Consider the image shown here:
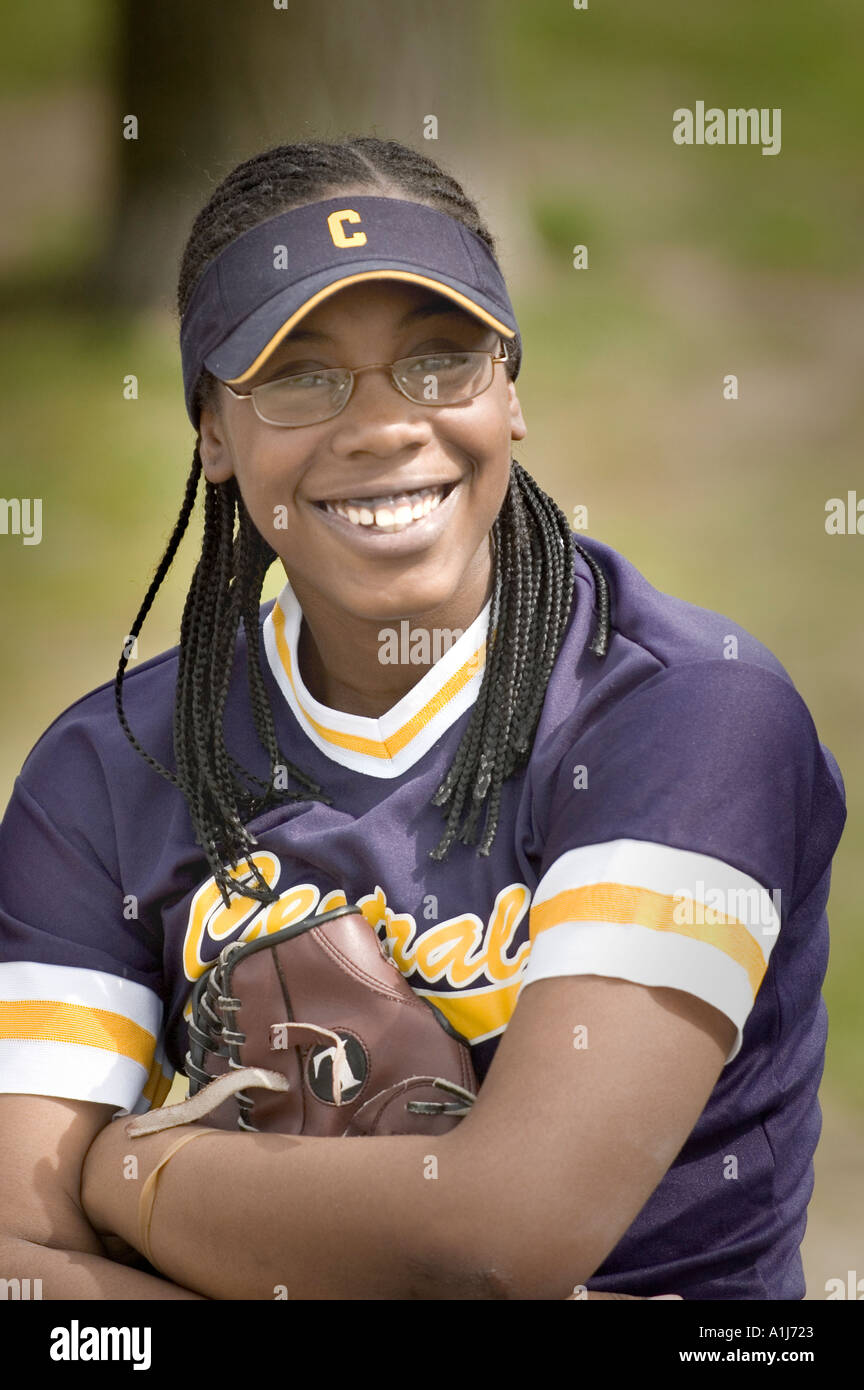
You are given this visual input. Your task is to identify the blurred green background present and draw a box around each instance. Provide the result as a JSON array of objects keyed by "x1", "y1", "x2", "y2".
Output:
[{"x1": 1, "y1": 0, "x2": 861, "y2": 1294}]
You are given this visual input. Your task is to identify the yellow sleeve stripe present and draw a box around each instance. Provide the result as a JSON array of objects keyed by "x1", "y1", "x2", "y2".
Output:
[
  {"x1": 141, "y1": 1057, "x2": 174, "y2": 1109},
  {"x1": 529, "y1": 883, "x2": 767, "y2": 995},
  {"x1": 0, "y1": 1001, "x2": 156, "y2": 1069},
  {"x1": 272, "y1": 598, "x2": 485, "y2": 759}
]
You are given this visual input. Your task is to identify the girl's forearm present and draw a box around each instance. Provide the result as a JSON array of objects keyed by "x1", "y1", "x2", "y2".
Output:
[
  {"x1": 81, "y1": 1120, "x2": 679, "y2": 1301},
  {"x1": 83, "y1": 1119, "x2": 470, "y2": 1300},
  {"x1": 0, "y1": 1233, "x2": 207, "y2": 1300}
]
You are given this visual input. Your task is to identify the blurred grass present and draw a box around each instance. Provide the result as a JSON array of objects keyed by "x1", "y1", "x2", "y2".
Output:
[
  {"x1": 0, "y1": 303, "x2": 295, "y2": 781},
  {"x1": 495, "y1": 0, "x2": 864, "y2": 158},
  {"x1": 0, "y1": 0, "x2": 114, "y2": 93},
  {"x1": 491, "y1": 0, "x2": 864, "y2": 279}
]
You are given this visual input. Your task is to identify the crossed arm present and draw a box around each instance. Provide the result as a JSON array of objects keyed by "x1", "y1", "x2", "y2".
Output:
[{"x1": 80, "y1": 973, "x2": 735, "y2": 1300}]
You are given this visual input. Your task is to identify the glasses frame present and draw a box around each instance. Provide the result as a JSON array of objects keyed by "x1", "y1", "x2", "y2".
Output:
[{"x1": 222, "y1": 342, "x2": 510, "y2": 427}]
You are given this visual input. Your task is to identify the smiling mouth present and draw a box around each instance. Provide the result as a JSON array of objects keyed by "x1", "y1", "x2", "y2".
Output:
[{"x1": 315, "y1": 482, "x2": 456, "y2": 533}]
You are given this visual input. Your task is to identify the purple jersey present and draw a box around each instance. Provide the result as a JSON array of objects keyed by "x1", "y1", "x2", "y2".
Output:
[{"x1": 0, "y1": 536, "x2": 845, "y2": 1299}]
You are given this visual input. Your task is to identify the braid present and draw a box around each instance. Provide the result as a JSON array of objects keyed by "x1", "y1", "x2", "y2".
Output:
[
  {"x1": 430, "y1": 462, "x2": 610, "y2": 859},
  {"x1": 114, "y1": 449, "x2": 201, "y2": 791},
  {"x1": 118, "y1": 458, "x2": 329, "y2": 912},
  {"x1": 117, "y1": 138, "x2": 604, "y2": 907}
]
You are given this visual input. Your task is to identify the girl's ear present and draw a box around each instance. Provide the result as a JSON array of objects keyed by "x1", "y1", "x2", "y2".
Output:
[
  {"x1": 198, "y1": 394, "x2": 235, "y2": 483},
  {"x1": 507, "y1": 379, "x2": 527, "y2": 442}
]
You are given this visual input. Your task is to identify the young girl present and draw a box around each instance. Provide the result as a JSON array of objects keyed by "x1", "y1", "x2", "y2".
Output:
[{"x1": 0, "y1": 137, "x2": 845, "y2": 1301}]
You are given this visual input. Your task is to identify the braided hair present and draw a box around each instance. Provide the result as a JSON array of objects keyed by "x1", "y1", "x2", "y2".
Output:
[{"x1": 114, "y1": 136, "x2": 610, "y2": 909}]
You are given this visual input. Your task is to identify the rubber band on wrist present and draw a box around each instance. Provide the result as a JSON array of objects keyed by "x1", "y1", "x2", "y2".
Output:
[{"x1": 137, "y1": 1129, "x2": 216, "y2": 1268}]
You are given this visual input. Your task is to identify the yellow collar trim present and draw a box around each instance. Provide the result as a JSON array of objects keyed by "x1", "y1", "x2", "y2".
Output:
[{"x1": 263, "y1": 581, "x2": 490, "y2": 776}]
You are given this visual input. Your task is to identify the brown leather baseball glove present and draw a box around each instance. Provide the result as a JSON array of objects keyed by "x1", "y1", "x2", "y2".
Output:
[{"x1": 127, "y1": 903, "x2": 477, "y2": 1140}]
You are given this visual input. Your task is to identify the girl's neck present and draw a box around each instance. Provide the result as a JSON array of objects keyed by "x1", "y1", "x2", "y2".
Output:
[{"x1": 289, "y1": 547, "x2": 493, "y2": 719}]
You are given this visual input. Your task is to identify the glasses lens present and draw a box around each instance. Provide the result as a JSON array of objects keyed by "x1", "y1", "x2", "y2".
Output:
[
  {"x1": 395, "y1": 351, "x2": 493, "y2": 405},
  {"x1": 252, "y1": 369, "x2": 352, "y2": 425}
]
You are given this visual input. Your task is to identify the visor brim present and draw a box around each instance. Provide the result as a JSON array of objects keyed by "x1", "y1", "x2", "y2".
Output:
[{"x1": 203, "y1": 264, "x2": 518, "y2": 388}]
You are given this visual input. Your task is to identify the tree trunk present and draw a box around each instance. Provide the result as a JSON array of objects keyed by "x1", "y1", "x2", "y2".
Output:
[{"x1": 99, "y1": 0, "x2": 497, "y2": 308}]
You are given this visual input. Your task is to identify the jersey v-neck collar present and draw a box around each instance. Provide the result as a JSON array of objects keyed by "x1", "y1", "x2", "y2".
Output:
[{"x1": 262, "y1": 579, "x2": 490, "y2": 779}]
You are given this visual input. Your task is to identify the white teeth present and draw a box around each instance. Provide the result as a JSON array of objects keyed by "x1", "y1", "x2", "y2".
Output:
[{"x1": 324, "y1": 484, "x2": 449, "y2": 531}]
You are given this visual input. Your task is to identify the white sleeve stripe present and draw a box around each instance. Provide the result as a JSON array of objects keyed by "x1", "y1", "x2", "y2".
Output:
[
  {"x1": 0, "y1": 961, "x2": 162, "y2": 1033},
  {"x1": 532, "y1": 840, "x2": 780, "y2": 963},
  {"x1": 518, "y1": 922, "x2": 747, "y2": 1065},
  {"x1": 0, "y1": 1039, "x2": 151, "y2": 1115}
]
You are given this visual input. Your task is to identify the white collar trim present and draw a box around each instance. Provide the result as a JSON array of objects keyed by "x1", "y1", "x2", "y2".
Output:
[{"x1": 262, "y1": 579, "x2": 490, "y2": 779}]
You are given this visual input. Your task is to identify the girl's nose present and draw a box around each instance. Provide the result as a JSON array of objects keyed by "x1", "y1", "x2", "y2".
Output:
[{"x1": 328, "y1": 366, "x2": 432, "y2": 455}]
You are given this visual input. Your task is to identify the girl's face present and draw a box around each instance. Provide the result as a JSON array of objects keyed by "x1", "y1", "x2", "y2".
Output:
[{"x1": 198, "y1": 279, "x2": 526, "y2": 625}]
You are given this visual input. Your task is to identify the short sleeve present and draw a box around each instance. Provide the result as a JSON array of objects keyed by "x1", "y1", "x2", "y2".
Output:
[
  {"x1": 519, "y1": 660, "x2": 846, "y2": 1065},
  {"x1": 0, "y1": 719, "x2": 171, "y2": 1114}
]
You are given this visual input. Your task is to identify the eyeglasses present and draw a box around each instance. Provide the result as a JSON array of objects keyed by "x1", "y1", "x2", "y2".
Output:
[{"x1": 223, "y1": 343, "x2": 509, "y2": 427}]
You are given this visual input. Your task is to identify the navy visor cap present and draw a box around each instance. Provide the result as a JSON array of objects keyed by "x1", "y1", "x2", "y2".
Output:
[{"x1": 179, "y1": 195, "x2": 521, "y2": 426}]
